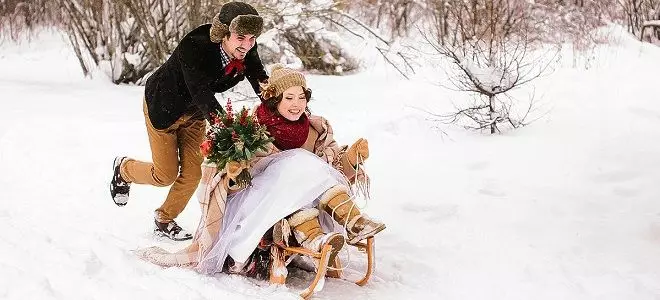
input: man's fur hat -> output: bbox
[210,2,263,43]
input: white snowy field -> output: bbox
[1,26,660,299]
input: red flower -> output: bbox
[225,107,234,126]
[231,130,239,141]
[226,98,233,121]
[200,139,213,157]
[239,109,249,125]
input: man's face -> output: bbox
[222,32,257,60]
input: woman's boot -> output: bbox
[319,185,385,244]
[287,208,345,263]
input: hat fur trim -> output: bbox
[288,208,320,227]
[229,14,263,37]
[210,14,263,43]
[210,13,229,43]
[319,185,350,208]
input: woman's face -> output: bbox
[277,86,307,121]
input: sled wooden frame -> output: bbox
[269,237,376,299]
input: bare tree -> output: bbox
[253,1,360,75]
[424,0,556,133]
[319,5,418,78]
[252,0,417,77]
[641,19,660,42]
[53,0,368,84]
[2,0,413,83]
[340,0,424,39]
[57,0,211,84]
[619,0,660,36]
[423,0,619,71]
[0,0,60,41]
[431,37,553,133]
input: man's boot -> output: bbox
[319,185,385,244]
[110,156,131,206]
[287,208,344,264]
[154,219,193,241]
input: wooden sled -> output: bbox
[269,237,376,299]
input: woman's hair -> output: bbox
[263,87,313,115]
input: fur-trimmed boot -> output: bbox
[287,208,345,264]
[319,185,386,244]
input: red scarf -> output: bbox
[255,104,310,150]
[225,59,245,75]
[218,44,245,75]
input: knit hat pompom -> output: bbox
[260,65,307,100]
[270,63,285,73]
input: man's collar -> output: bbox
[218,42,232,66]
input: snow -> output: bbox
[643,20,660,27]
[459,58,516,93]
[2,24,660,299]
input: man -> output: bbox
[110,2,268,241]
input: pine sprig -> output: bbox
[200,99,273,187]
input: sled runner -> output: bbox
[269,236,376,299]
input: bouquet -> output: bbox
[200,99,273,188]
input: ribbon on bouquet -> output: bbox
[225,160,251,190]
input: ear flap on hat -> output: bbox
[228,15,264,37]
[210,13,229,43]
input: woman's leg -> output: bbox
[287,208,344,263]
[319,185,386,244]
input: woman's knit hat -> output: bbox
[210,2,263,43]
[260,64,307,100]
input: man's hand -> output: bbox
[217,71,245,91]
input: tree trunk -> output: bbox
[489,94,496,134]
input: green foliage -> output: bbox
[201,99,273,187]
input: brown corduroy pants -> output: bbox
[120,100,206,223]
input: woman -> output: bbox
[136,65,385,278]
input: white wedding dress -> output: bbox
[196,148,349,274]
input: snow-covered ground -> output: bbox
[2,26,660,299]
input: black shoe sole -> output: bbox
[154,229,193,241]
[110,157,128,207]
[348,224,386,245]
[110,182,127,207]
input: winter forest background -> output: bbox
[2,0,660,133]
[4,0,660,84]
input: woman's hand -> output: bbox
[347,138,369,167]
[225,161,245,179]
[225,161,250,191]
